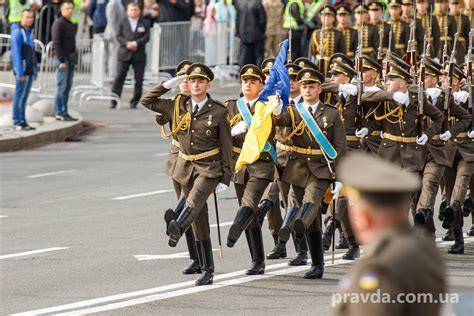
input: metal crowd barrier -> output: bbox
[34,4,59,46]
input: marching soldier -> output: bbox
[435,0,457,62]
[413,60,470,238]
[271,68,347,279]
[360,55,384,155]
[440,64,474,255]
[156,60,203,275]
[303,0,322,57]
[335,153,446,316]
[225,65,276,275]
[261,58,275,80]
[310,6,346,75]
[320,55,362,260]
[387,0,410,58]
[368,1,391,57]
[463,0,474,26]
[449,0,471,64]
[361,62,444,171]
[401,0,414,23]
[140,63,233,286]
[263,63,310,265]
[353,4,379,58]
[336,4,357,59]
[416,0,441,58]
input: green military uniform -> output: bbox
[336,153,445,316]
[310,6,346,75]
[156,60,203,275]
[274,68,347,279]
[449,0,471,64]
[140,63,233,286]
[226,65,275,275]
[336,4,357,59]
[386,0,410,57]
[353,4,380,58]
[436,6,457,61]
[416,3,441,58]
[368,1,392,60]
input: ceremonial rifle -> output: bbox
[405,5,418,82]
[377,14,385,66]
[356,26,364,130]
[418,36,427,138]
[319,15,326,75]
[288,15,293,63]
[442,33,458,133]
[441,5,449,64]
[425,8,433,58]
[385,25,393,85]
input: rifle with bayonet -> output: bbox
[377,14,384,66]
[319,19,326,75]
[418,36,427,138]
[356,26,364,130]
[405,5,418,82]
[442,33,458,133]
[441,4,449,64]
[426,8,433,57]
[385,25,393,85]
[288,15,293,63]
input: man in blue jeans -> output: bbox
[11,9,37,131]
[51,1,78,121]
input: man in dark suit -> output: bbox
[111,2,150,109]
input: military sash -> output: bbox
[236,98,278,163]
[295,102,337,159]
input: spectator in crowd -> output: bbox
[156,0,193,22]
[142,0,159,25]
[215,0,236,64]
[190,0,205,56]
[263,0,283,58]
[71,0,85,24]
[235,0,267,68]
[203,1,217,64]
[111,2,150,109]
[6,0,30,29]
[123,0,144,11]
[87,0,108,33]
[51,1,79,121]
[11,9,37,131]
[104,0,126,77]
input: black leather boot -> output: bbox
[322,219,338,251]
[164,195,187,235]
[462,193,472,217]
[448,228,464,254]
[245,228,265,275]
[342,236,360,260]
[168,207,193,247]
[442,227,455,241]
[288,232,308,266]
[294,203,314,244]
[227,207,255,248]
[440,202,459,229]
[304,231,324,279]
[414,208,431,226]
[182,229,201,274]
[195,239,214,286]
[258,199,273,225]
[336,228,349,249]
[266,235,287,259]
[278,207,300,244]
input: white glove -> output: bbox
[416,133,428,145]
[380,131,384,139]
[393,91,409,106]
[453,91,470,104]
[331,181,343,200]
[468,130,474,138]
[440,130,452,141]
[339,83,358,96]
[215,183,228,193]
[231,121,249,136]
[271,96,283,116]
[426,87,441,100]
[162,75,187,89]
[355,128,369,138]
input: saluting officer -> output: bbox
[225,65,276,275]
[140,63,233,286]
[271,68,347,279]
[155,60,203,275]
[336,153,446,316]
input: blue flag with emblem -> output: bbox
[259,40,290,108]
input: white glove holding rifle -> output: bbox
[163,75,187,89]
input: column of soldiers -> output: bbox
[139,1,473,299]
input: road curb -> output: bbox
[0,112,85,152]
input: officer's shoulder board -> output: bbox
[213,100,227,108]
[323,103,339,111]
[224,99,237,107]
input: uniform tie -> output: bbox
[193,104,199,115]
[290,100,295,105]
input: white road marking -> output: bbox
[56,259,349,315]
[135,249,221,261]
[112,190,174,201]
[0,247,69,260]
[26,170,78,179]
[11,254,345,316]
[0,215,8,218]
[210,221,233,228]
[14,237,474,316]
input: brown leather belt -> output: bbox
[178,147,221,161]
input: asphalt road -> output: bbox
[1,86,474,315]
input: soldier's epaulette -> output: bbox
[172,93,189,101]
[213,100,227,108]
[323,103,338,110]
[224,100,237,107]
